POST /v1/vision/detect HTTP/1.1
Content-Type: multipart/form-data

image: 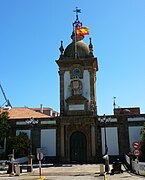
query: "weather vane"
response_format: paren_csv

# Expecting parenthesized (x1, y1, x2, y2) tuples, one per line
(73, 7, 81, 18)
(73, 7, 82, 27)
(72, 7, 90, 59)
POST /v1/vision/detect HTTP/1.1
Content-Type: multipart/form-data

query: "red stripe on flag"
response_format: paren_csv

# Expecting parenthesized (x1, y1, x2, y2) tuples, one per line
(76, 27, 89, 36)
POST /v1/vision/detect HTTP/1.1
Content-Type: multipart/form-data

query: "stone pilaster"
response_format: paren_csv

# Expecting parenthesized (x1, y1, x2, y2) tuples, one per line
(60, 125, 64, 157)
(91, 125, 96, 156)
(59, 70, 65, 115)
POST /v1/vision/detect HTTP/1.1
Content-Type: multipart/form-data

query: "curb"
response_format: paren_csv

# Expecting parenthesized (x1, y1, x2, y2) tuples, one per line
(20, 177, 45, 180)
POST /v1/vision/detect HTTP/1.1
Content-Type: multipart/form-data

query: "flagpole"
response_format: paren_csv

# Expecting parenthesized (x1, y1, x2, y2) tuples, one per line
(73, 7, 89, 59)
(73, 7, 81, 59)
(74, 23, 77, 59)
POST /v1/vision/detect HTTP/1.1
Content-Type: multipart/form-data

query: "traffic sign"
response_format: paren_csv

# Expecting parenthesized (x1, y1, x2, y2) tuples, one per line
(133, 149, 141, 157)
(132, 141, 140, 149)
(37, 152, 43, 161)
(37, 152, 43, 178)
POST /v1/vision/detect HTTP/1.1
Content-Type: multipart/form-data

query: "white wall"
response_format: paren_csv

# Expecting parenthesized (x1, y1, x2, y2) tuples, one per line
(101, 127, 119, 155)
(41, 129, 56, 156)
(129, 126, 142, 150)
(132, 161, 145, 176)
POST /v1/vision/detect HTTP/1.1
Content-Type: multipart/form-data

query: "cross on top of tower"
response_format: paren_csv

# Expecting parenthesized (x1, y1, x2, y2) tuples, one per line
(73, 7, 82, 28)
(73, 7, 81, 17)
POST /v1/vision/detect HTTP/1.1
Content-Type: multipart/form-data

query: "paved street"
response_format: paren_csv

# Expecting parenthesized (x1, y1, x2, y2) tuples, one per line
(0, 164, 145, 179)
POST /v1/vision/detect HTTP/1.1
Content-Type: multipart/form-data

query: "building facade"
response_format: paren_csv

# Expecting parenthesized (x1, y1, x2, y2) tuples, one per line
(1, 11, 145, 163)
(55, 13, 145, 163)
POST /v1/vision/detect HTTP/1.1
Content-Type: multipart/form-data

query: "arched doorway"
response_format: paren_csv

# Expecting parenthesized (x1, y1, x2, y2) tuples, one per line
(70, 131, 87, 163)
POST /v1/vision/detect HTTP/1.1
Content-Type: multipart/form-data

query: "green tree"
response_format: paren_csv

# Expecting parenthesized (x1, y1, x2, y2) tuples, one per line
(0, 110, 9, 147)
(7, 132, 31, 158)
(139, 122, 145, 162)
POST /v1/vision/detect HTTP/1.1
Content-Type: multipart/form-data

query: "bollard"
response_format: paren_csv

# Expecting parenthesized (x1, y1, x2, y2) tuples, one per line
(28, 155, 33, 172)
(15, 165, 20, 176)
(100, 164, 104, 175)
(103, 154, 110, 173)
(27, 165, 33, 172)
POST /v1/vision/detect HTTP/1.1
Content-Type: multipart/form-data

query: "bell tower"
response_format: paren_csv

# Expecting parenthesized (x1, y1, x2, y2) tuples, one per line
(56, 8, 100, 163)
(56, 8, 98, 116)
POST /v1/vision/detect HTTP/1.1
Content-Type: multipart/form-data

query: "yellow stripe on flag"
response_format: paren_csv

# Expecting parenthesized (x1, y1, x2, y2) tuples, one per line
(76, 27, 89, 36)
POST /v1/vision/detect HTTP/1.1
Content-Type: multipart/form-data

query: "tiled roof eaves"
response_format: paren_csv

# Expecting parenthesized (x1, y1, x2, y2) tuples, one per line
(3, 107, 50, 119)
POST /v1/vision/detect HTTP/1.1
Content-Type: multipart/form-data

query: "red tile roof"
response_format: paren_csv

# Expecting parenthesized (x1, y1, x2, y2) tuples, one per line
(32, 107, 52, 111)
(32, 107, 59, 114)
(1, 107, 50, 119)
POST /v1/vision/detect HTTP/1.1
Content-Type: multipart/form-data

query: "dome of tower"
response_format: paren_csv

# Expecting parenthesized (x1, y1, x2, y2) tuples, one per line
(64, 40, 90, 58)
(63, 34, 92, 59)
(59, 11, 94, 59)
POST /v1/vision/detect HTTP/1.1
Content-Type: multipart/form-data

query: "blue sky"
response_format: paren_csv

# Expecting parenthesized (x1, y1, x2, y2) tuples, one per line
(0, 0, 145, 115)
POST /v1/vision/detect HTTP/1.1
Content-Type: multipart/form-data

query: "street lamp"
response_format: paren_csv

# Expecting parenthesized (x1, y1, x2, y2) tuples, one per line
(26, 117, 38, 172)
(102, 114, 108, 155)
(26, 117, 38, 155)
(100, 114, 110, 173)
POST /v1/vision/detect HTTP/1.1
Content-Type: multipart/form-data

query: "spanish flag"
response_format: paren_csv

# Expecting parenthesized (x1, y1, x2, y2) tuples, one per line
(76, 27, 90, 36)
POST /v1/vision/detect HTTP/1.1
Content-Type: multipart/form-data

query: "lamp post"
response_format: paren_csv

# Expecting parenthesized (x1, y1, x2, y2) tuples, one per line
(101, 114, 110, 173)
(103, 114, 108, 155)
(26, 117, 38, 154)
(26, 117, 38, 172)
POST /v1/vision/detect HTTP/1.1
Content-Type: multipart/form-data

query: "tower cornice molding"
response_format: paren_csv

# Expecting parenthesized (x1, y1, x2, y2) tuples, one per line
(56, 57, 98, 71)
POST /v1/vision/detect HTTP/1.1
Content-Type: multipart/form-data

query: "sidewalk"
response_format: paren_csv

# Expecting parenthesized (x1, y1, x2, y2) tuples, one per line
(1, 164, 140, 180)
(32, 164, 101, 176)
(0, 164, 102, 179)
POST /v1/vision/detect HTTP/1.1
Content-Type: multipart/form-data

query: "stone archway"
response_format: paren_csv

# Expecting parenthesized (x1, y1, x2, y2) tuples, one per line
(70, 131, 87, 163)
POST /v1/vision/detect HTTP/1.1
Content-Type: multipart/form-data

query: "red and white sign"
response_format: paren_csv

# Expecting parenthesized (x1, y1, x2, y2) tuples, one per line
(37, 152, 43, 161)
(132, 141, 140, 149)
(37, 152, 43, 178)
(133, 149, 141, 157)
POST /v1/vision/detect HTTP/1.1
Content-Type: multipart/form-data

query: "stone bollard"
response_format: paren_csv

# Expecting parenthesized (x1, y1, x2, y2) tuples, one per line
(28, 155, 33, 172)
(15, 165, 20, 176)
(100, 164, 104, 175)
